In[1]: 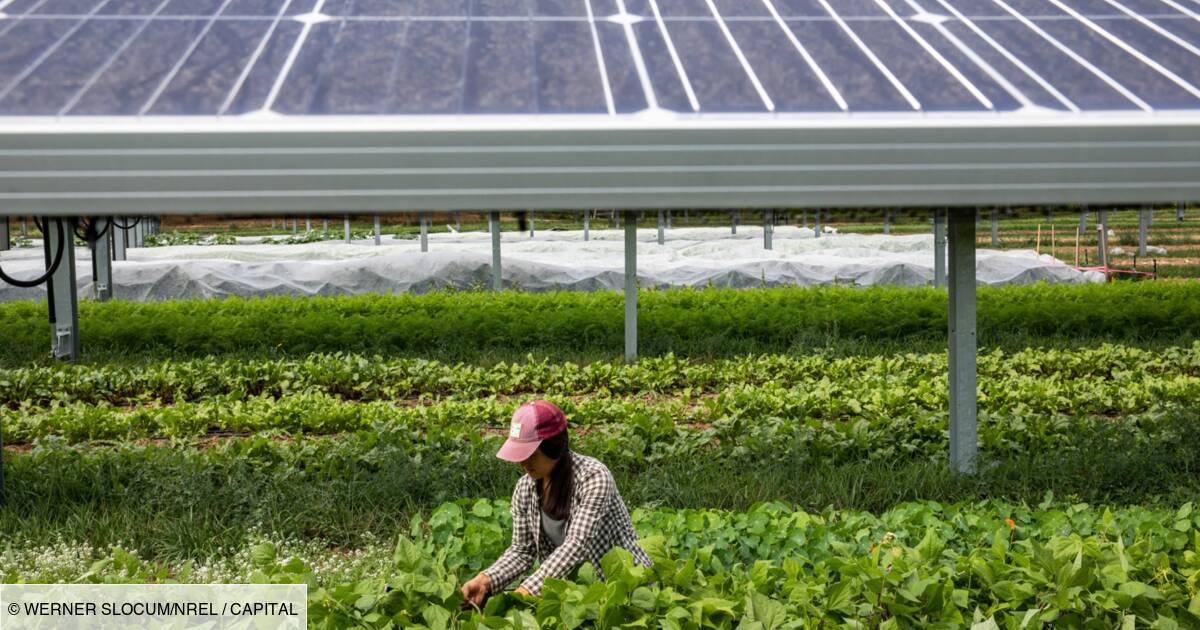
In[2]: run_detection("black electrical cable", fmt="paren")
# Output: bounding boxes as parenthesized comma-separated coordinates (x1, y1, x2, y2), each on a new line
(109, 216, 141, 230)
(0, 217, 65, 288)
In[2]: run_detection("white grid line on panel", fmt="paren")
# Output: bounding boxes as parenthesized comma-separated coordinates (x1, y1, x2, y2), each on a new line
(58, 0, 172, 115)
(1109, 0, 1200, 59)
(138, 0, 237, 115)
(0, 0, 112, 104)
(990, 0, 1151, 111)
(760, 0, 846, 111)
(1153, 0, 1200, 22)
(647, 0, 698, 111)
(904, 0, 1033, 108)
(703, 0, 775, 111)
(1047, 0, 1200, 101)
(584, 0, 616, 115)
(873, 0, 993, 108)
(0, 0, 50, 39)
(613, 0, 659, 110)
(817, 0, 921, 110)
(263, 0, 326, 112)
(219, 0, 295, 116)
(931, 0, 1079, 112)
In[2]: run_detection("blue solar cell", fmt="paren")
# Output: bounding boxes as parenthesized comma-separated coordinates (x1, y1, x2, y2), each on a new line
(966, 17, 1139, 109)
(534, 20, 608, 113)
(767, 0, 845, 19)
(596, 22, 649, 112)
(472, 0, 531, 17)
(1078, 14, 1200, 95)
(630, 20, 696, 111)
(838, 18, 985, 110)
(724, 20, 843, 111)
(269, 20, 344, 115)
(148, 20, 275, 115)
(67, 19, 208, 114)
(784, 19, 915, 111)
(96, 0, 169, 15)
(387, 20, 469, 114)
(1, 0, 47, 16)
(222, 20, 303, 114)
(905, 21, 1024, 111)
(159, 0, 227, 16)
(31, 0, 104, 15)
(1030, 16, 1200, 108)
(0, 18, 138, 114)
(709, 0, 772, 18)
(337, 0, 470, 16)
(462, 20, 536, 113)
(937, 0, 1010, 18)
(222, 0, 314, 16)
(657, 17, 767, 111)
(938, 18, 1073, 110)
(1144, 14, 1200, 52)
(651, 0, 711, 18)
(0, 19, 78, 93)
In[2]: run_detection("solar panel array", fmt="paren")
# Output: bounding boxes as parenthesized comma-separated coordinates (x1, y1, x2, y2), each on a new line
(1, 0, 1199, 116)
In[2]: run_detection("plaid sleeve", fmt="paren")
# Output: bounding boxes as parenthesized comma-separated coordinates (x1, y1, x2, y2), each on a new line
(481, 480, 535, 594)
(519, 467, 615, 595)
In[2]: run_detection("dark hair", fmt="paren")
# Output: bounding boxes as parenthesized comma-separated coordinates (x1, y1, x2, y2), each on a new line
(535, 430, 573, 520)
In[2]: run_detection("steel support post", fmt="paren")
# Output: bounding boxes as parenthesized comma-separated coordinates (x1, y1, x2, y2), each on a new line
(455, 213, 461, 232)
(419, 213, 428, 251)
(1138, 206, 1150, 256)
(94, 220, 113, 301)
(46, 218, 80, 362)
(344, 215, 351, 244)
(814, 209, 821, 238)
(292, 218, 298, 235)
(883, 209, 891, 235)
(990, 208, 999, 246)
(113, 219, 127, 261)
(948, 209, 978, 475)
(731, 210, 738, 235)
(1177, 203, 1185, 222)
(306, 217, 312, 232)
(657, 210, 665, 245)
(583, 211, 590, 241)
(933, 209, 947, 288)
(529, 215, 535, 238)
(802, 209, 809, 230)
(0, 216, 9, 251)
(375, 215, 383, 246)
(624, 210, 637, 364)
(666, 211, 672, 229)
(323, 218, 329, 233)
(764, 209, 774, 250)
(20, 216, 27, 236)
(490, 212, 502, 291)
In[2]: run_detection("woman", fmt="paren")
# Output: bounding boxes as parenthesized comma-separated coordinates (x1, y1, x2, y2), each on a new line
(460, 400, 651, 605)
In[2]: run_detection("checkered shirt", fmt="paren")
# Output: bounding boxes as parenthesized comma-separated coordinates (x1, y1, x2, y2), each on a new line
(481, 451, 652, 596)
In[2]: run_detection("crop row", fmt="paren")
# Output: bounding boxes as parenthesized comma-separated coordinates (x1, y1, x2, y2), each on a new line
(3, 343, 1196, 409)
(3, 283, 1197, 365)
(6, 499, 1198, 628)
(4, 380, 1196, 462)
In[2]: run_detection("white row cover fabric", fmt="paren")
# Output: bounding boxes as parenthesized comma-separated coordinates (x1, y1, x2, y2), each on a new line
(0, 227, 1100, 302)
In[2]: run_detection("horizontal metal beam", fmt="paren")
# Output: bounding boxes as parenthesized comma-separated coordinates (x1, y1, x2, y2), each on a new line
(0, 122, 1196, 213)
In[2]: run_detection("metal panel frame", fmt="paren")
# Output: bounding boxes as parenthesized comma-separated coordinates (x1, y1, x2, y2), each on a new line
(0, 116, 1197, 214)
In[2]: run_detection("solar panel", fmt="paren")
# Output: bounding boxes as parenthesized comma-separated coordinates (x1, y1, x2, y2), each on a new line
(1, 0, 1199, 116)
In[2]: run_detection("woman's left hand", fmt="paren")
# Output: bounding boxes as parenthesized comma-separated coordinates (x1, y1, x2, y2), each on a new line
(514, 586, 532, 597)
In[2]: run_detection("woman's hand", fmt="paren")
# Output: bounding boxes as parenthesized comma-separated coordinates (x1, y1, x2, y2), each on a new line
(514, 586, 531, 597)
(460, 573, 491, 609)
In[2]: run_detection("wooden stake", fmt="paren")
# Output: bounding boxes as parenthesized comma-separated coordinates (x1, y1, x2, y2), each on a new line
(1036, 223, 1041, 255)
(1051, 224, 1056, 260)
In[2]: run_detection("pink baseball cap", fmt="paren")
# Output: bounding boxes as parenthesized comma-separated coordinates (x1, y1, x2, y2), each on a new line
(496, 400, 568, 462)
